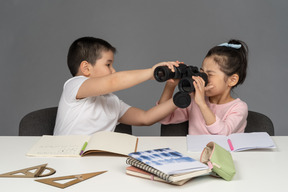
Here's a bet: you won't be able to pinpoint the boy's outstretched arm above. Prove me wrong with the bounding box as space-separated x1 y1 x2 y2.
118 98 177 126
77 62 178 99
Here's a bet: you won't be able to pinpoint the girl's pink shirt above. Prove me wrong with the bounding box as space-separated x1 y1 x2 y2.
160 98 248 136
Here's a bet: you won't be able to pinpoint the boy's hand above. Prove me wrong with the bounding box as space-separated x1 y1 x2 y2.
150 61 180 80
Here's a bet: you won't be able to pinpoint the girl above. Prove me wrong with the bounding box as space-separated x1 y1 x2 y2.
159 39 249 135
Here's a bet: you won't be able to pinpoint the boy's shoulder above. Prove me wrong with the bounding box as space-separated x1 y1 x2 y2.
65 75 88 83
64 75 88 87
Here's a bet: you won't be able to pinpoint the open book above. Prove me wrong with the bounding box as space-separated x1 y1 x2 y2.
187 132 276 152
26 131 138 157
126 148 210 184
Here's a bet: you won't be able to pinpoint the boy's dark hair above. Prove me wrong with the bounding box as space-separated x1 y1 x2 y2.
67 37 116 76
205 39 248 87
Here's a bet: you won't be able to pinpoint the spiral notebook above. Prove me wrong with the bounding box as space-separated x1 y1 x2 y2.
126 148 210 183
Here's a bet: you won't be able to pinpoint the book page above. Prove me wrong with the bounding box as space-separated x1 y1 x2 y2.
229 132 276 151
84 131 138 156
187 135 229 152
26 135 90 157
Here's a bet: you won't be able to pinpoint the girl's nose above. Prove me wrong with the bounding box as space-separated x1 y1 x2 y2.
111 67 116 73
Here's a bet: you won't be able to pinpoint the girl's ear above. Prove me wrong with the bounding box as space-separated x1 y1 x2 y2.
79 61 91 76
228 74 239 87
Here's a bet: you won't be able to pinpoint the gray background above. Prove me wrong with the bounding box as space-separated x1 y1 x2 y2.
1 0 287 136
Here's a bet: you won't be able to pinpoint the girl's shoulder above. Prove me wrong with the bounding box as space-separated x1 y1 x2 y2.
233 98 248 107
226 98 248 115
208 98 247 110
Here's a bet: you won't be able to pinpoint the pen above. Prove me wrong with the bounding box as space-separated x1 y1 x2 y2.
227 139 234 151
79 142 88 156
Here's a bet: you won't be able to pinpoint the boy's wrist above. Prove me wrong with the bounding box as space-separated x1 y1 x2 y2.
148 68 155 80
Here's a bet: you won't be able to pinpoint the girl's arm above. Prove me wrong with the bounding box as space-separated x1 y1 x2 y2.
118 98 177 126
158 80 179 104
205 103 248 135
197 103 216 125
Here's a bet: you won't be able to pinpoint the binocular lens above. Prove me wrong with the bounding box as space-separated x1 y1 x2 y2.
156 70 165 81
154 66 173 82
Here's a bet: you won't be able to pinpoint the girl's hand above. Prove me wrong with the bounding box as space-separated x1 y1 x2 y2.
191 76 216 126
163 78 179 90
192 76 213 106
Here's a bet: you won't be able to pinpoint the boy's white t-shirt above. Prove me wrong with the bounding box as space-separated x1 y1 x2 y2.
53 76 131 135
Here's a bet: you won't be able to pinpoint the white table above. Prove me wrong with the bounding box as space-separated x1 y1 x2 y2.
0 136 287 192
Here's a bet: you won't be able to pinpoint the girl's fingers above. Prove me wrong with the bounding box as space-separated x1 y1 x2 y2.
194 76 207 87
193 76 204 88
204 84 214 91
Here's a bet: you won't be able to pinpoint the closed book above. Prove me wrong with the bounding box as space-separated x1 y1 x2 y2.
126 166 190 186
126 148 210 184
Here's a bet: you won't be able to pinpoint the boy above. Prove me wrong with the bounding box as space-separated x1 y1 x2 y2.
54 37 178 135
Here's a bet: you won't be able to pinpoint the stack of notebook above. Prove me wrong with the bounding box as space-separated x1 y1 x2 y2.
126 148 210 185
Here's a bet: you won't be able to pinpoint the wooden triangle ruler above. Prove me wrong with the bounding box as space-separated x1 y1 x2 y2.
0 164 56 178
35 171 107 189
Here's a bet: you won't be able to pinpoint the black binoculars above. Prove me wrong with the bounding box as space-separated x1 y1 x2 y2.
154 64 208 108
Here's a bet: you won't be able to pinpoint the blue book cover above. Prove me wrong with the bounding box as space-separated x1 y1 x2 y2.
128 148 208 175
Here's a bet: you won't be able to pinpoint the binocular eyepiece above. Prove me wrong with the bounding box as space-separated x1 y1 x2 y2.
154 64 208 108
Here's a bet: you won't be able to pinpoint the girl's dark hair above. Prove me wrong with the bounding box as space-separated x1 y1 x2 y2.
205 39 248 87
67 37 116 76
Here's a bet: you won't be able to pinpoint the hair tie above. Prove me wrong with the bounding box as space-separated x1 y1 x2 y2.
218 43 241 49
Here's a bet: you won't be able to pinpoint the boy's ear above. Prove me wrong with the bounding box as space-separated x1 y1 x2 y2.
79 61 91 76
228 74 239 87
